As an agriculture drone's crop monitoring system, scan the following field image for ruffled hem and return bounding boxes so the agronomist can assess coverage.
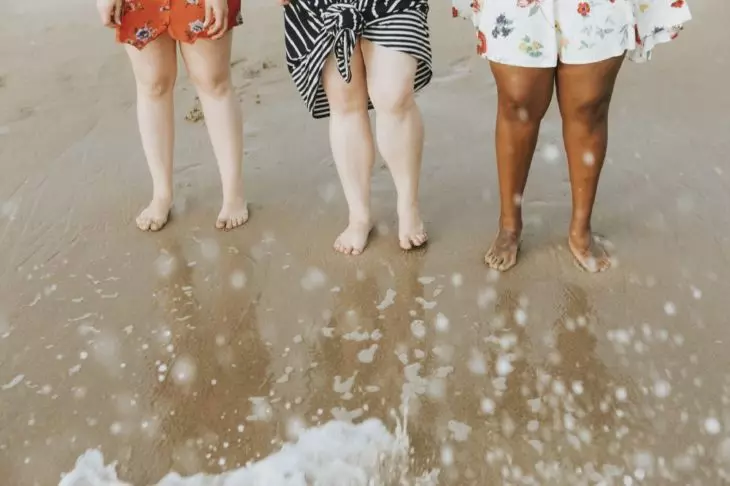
[450,0,691,64]
[625,2,692,63]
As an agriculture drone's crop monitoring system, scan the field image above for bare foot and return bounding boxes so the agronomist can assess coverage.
[334,221,372,256]
[568,230,612,273]
[216,197,249,231]
[484,227,521,271]
[136,198,172,232]
[398,204,428,250]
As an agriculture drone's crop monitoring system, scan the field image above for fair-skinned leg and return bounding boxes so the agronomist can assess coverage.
[360,40,427,250]
[556,56,624,272]
[487,62,555,271]
[322,42,375,255]
[180,32,247,230]
[125,34,178,231]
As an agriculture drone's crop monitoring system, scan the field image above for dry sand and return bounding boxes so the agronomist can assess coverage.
[1,0,730,484]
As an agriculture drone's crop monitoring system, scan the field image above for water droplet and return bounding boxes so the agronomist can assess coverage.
[481,398,496,415]
[704,417,722,435]
[582,152,596,166]
[171,355,197,386]
[664,302,677,316]
[230,270,247,289]
[300,267,327,291]
[540,143,560,163]
[434,313,449,333]
[653,380,671,399]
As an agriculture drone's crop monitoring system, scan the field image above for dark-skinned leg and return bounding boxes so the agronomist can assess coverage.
[487,62,555,271]
[556,56,624,272]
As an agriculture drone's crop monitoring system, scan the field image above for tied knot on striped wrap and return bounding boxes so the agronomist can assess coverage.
[322,2,364,82]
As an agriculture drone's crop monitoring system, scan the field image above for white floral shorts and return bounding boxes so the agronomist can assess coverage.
[451,0,692,67]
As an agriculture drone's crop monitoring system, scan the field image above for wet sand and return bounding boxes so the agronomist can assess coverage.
[1,0,730,484]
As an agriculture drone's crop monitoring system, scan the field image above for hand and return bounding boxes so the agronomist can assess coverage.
[279,0,290,5]
[97,0,123,28]
[204,0,230,39]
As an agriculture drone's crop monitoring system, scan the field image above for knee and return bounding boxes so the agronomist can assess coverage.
[568,94,612,128]
[327,83,369,116]
[368,81,415,115]
[498,90,550,124]
[189,71,233,99]
[136,74,176,99]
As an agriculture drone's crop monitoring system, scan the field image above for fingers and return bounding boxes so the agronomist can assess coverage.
[113,0,123,26]
[99,3,114,27]
[208,6,228,38]
[203,5,214,29]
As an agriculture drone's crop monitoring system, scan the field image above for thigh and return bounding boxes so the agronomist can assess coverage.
[360,39,417,102]
[556,55,624,112]
[179,32,234,84]
[124,33,178,86]
[490,62,555,119]
[322,41,369,113]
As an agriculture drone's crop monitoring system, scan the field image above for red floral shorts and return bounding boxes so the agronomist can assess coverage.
[117,0,243,49]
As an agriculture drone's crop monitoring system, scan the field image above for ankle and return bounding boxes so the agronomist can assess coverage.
[498,216,522,234]
[152,191,173,204]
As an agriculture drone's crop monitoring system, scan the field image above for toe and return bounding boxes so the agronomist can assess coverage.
[137,217,151,231]
[216,219,226,230]
[400,238,412,251]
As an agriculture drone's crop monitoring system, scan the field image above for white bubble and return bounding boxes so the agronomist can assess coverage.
[514,309,527,326]
[109,422,123,436]
[481,398,496,415]
[691,286,702,300]
[434,313,449,333]
[704,417,722,435]
[615,387,628,402]
[653,380,671,399]
[540,143,561,163]
[664,302,677,316]
[230,270,247,289]
[410,320,426,339]
[357,344,378,364]
[451,273,463,287]
[300,267,327,291]
[468,349,487,375]
[572,381,584,396]
[496,355,513,377]
[200,239,220,260]
[285,416,306,440]
[582,152,596,166]
[477,287,496,309]
[171,355,197,386]
[440,445,454,467]
[154,254,176,278]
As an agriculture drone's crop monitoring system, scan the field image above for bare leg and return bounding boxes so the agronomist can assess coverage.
[323,43,374,255]
[361,40,426,250]
[125,34,177,231]
[180,32,247,230]
[556,56,624,272]
[487,63,555,271]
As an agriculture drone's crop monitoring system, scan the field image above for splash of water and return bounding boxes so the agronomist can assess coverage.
[59,415,438,486]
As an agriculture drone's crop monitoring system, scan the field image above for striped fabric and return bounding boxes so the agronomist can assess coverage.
[284,0,432,119]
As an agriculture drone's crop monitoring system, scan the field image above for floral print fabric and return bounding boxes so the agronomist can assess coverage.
[117,0,243,49]
[451,0,691,66]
